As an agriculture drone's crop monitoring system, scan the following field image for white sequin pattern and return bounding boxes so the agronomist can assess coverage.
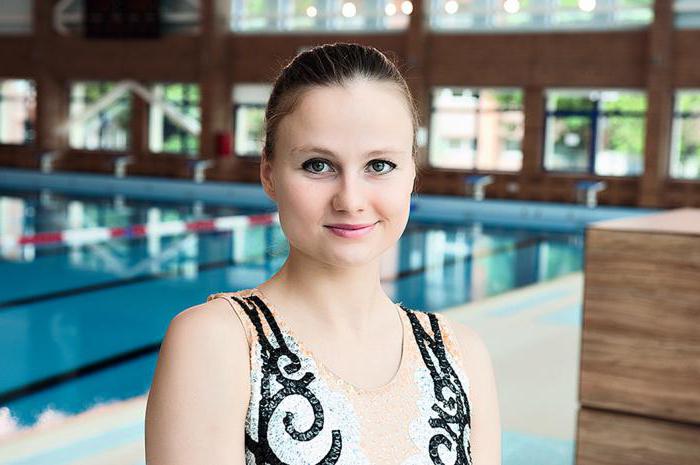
[245,333,372,465]
[404,349,472,465]
[209,291,474,464]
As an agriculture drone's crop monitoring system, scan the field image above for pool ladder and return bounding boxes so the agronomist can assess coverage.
[463,174,494,201]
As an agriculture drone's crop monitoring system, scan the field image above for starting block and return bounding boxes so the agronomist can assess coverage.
[464,174,493,201]
[575,180,606,208]
[188,159,214,183]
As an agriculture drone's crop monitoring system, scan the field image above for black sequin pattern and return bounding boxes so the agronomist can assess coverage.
[231,294,343,464]
[400,305,473,465]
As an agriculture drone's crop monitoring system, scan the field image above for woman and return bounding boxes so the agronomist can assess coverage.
[145,42,501,465]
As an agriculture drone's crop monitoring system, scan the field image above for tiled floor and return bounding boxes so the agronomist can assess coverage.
[0,272,584,465]
[443,272,583,464]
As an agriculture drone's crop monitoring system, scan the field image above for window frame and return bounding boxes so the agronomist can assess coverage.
[427,85,525,173]
[0,78,37,147]
[229,0,410,34]
[232,102,267,158]
[148,81,201,158]
[669,87,700,181]
[542,87,648,178]
[68,80,132,153]
[427,0,655,34]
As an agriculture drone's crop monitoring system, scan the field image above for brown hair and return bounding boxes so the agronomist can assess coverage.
[262,42,421,176]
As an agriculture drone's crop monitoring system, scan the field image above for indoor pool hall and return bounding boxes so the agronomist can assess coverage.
[0,1,699,465]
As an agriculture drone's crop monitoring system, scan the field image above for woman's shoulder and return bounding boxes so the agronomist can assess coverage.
[434,315,501,464]
[170,289,256,348]
[145,295,251,463]
[402,306,492,376]
[399,305,484,348]
[435,312,491,364]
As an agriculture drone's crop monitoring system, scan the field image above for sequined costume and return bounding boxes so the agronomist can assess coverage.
[206,288,473,465]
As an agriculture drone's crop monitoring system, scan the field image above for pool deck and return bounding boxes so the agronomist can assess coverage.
[0,272,584,465]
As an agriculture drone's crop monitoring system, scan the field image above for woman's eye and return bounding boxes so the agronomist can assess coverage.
[302,158,397,175]
[302,159,332,174]
[369,160,397,174]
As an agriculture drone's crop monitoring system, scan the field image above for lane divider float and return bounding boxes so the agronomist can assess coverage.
[1,212,280,248]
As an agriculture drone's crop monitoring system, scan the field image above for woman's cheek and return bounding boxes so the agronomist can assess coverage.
[277,181,323,234]
[384,179,413,216]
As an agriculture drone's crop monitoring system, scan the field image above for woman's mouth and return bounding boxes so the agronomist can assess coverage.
[324,222,377,238]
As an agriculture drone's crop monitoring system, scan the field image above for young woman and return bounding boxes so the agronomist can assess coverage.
[145,43,501,465]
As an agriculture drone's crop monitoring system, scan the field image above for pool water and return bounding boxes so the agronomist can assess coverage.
[0,187,583,429]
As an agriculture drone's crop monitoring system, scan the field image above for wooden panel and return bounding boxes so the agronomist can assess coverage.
[590,207,700,234]
[49,36,199,81]
[0,146,36,169]
[428,31,646,87]
[674,30,700,86]
[580,212,700,425]
[0,2,699,207]
[639,0,674,208]
[576,407,700,465]
[0,37,34,76]
[229,34,405,82]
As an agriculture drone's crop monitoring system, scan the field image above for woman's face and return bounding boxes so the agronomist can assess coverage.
[261,79,416,268]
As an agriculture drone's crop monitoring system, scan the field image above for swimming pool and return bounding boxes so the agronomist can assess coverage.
[0,168,655,436]
[0,188,584,431]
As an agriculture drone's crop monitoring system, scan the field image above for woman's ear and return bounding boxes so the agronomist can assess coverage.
[260,153,277,203]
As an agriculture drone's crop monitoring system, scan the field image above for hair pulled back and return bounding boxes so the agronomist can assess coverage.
[262,42,420,170]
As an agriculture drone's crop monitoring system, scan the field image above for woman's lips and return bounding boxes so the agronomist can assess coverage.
[324,222,377,238]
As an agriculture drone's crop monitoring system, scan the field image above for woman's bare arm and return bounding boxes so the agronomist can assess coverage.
[451,319,502,465]
[145,298,251,465]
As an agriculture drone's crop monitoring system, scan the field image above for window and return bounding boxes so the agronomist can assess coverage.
[230,0,411,33]
[544,89,647,176]
[232,84,271,157]
[55,0,199,36]
[0,79,36,145]
[69,81,131,151]
[429,87,523,171]
[149,83,200,156]
[675,0,700,28]
[670,90,700,180]
[0,0,31,34]
[428,0,653,32]
[160,0,200,34]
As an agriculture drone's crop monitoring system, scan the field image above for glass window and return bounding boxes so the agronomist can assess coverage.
[544,89,647,176]
[230,0,410,33]
[149,83,200,156]
[160,0,200,34]
[69,81,131,151]
[670,90,700,180]
[675,0,700,28]
[0,0,31,34]
[56,0,198,36]
[429,87,523,171]
[232,84,271,157]
[0,79,36,145]
[428,0,653,32]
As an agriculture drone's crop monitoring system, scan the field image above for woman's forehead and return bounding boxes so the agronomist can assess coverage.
[298,80,406,111]
[285,82,412,134]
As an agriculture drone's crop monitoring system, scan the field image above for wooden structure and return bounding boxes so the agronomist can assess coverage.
[577,208,700,464]
[1,1,700,207]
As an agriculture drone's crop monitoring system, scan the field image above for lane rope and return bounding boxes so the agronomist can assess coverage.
[1,212,279,248]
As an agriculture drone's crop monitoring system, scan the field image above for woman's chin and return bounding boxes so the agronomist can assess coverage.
[321,248,381,267]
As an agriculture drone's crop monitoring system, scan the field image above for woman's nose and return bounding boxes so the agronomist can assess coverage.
[331,174,368,213]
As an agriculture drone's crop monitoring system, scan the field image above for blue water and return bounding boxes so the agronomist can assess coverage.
[0,187,584,432]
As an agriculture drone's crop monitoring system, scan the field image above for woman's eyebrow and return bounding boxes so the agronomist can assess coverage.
[290,145,403,157]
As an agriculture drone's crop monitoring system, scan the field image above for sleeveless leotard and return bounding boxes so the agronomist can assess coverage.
[206,287,473,465]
